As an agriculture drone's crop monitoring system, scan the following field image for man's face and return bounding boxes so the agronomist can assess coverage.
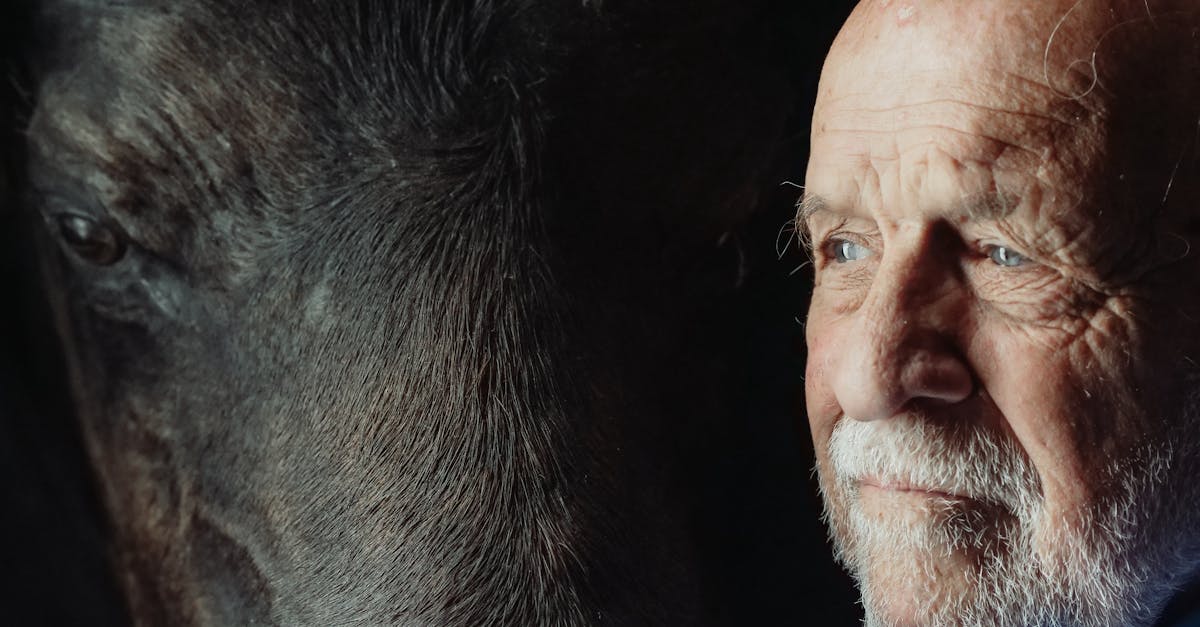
[803,1,1200,625]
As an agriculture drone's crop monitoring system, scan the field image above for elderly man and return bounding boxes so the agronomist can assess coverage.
[801,0,1200,625]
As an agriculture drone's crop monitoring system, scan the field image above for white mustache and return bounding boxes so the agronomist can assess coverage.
[828,416,1041,514]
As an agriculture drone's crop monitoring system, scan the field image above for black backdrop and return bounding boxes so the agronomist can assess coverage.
[0,3,860,624]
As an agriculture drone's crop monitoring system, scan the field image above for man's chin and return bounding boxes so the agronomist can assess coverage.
[846,515,985,627]
[830,486,1036,627]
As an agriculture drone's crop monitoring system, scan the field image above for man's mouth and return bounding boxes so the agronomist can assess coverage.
[858,476,966,501]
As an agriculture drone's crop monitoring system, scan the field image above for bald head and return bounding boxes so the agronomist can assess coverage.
[827,0,1199,89]
[814,0,1200,217]
[803,2,1200,626]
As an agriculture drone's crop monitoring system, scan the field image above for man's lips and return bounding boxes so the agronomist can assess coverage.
[858,476,966,500]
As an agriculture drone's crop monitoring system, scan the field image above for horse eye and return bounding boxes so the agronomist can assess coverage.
[56,214,127,266]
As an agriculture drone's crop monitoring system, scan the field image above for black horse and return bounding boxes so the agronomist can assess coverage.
[2,1,856,624]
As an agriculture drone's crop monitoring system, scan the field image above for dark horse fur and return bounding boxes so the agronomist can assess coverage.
[8,0,799,624]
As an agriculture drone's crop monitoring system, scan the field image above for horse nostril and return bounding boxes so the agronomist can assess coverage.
[56,214,127,266]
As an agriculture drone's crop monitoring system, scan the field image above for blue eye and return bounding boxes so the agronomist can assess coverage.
[988,245,1027,267]
[831,239,872,263]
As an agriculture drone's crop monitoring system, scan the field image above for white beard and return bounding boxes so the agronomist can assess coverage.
[821,404,1200,627]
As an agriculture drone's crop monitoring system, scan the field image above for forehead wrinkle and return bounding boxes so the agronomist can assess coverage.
[819,95,1085,132]
[817,100,1085,155]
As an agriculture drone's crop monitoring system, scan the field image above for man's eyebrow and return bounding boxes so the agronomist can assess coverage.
[794,190,1018,224]
[793,192,829,252]
[795,192,828,226]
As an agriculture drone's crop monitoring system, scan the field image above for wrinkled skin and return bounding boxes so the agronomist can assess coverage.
[16,1,794,624]
[803,0,1200,625]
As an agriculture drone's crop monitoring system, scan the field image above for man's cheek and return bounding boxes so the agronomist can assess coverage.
[981,333,1102,515]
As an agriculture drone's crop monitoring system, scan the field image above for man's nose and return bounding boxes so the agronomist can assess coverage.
[830,247,974,422]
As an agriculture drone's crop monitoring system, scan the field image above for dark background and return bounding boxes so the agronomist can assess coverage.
[0,3,859,624]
